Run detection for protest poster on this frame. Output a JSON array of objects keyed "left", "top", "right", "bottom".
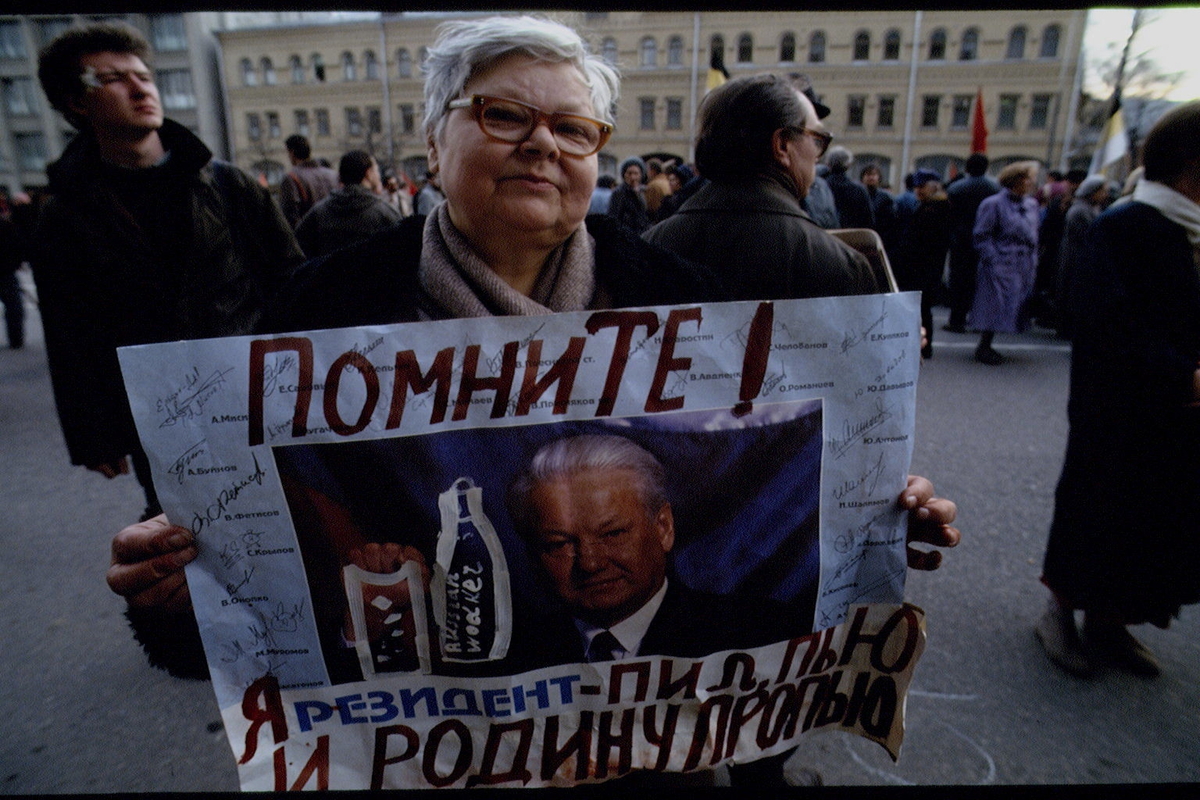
[{"left": 118, "top": 294, "right": 926, "bottom": 789}]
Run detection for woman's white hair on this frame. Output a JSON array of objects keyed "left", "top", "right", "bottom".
[{"left": 422, "top": 15, "right": 620, "bottom": 140}]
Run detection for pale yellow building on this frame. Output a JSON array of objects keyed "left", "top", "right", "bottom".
[{"left": 217, "top": 9, "right": 1086, "bottom": 188}]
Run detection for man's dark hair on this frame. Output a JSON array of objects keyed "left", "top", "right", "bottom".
[
  {"left": 596, "top": 175, "right": 617, "bottom": 189},
  {"left": 694, "top": 73, "right": 807, "bottom": 186},
  {"left": 1142, "top": 101, "right": 1200, "bottom": 184},
  {"left": 904, "top": 172, "right": 916, "bottom": 190},
  {"left": 37, "top": 23, "right": 151, "bottom": 130},
  {"left": 965, "top": 153, "right": 989, "bottom": 176},
  {"left": 1064, "top": 168, "right": 1087, "bottom": 185},
  {"left": 285, "top": 134, "right": 312, "bottom": 160},
  {"left": 338, "top": 150, "right": 374, "bottom": 185},
  {"left": 646, "top": 157, "right": 663, "bottom": 176},
  {"left": 859, "top": 164, "right": 880, "bottom": 181}
]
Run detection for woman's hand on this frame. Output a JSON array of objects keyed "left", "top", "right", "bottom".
[
  {"left": 107, "top": 514, "right": 196, "bottom": 613},
  {"left": 900, "top": 475, "right": 960, "bottom": 570}
]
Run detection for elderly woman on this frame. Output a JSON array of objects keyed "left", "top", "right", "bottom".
[
  {"left": 968, "top": 161, "right": 1040, "bottom": 365},
  {"left": 106, "top": 14, "right": 958, "bottom": 778}
]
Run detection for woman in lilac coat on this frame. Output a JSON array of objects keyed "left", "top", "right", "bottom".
[{"left": 968, "top": 161, "right": 1040, "bottom": 364}]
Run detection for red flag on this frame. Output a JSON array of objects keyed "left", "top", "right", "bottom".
[{"left": 971, "top": 88, "right": 988, "bottom": 154}]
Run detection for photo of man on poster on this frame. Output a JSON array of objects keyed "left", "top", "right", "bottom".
[{"left": 274, "top": 403, "right": 824, "bottom": 683}]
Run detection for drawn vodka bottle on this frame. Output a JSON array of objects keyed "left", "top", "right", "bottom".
[{"left": 431, "top": 477, "right": 512, "bottom": 662}]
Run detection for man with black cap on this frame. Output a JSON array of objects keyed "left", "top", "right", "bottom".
[{"left": 790, "top": 74, "right": 840, "bottom": 229}]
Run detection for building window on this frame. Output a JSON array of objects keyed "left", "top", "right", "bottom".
[
  {"left": 341, "top": 52, "right": 356, "bottom": 81},
  {"left": 877, "top": 96, "right": 895, "bottom": 128},
  {"left": 261, "top": 58, "right": 276, "bottom": 86},
  {"left": 155, "top": 69, "right": 195, "bottom": 110},
  {"left": 960, "top": 28, "right": 979, "bottom": 61},
  {"left": 34, "top": 18, "right": 71, "bottom": 48},
  {"left": 396, "top": 49, "right": 412, "bottom": 78},
  {"left": 315, "top": 108, "right": 330, "bottom": 136},
  {"left": 399, "top": 103, "right": 415, "bottom": 134},
  {"left": 0, "top": 21, "right": 26, "bottom": 59},
  {"left": 847, "top": 95, "right": 866, "bottom": 128},
  {"left": 639, "top": 97, "right": 655, "bottom": 130},
  {"left": 368, "top": 107, "right": 382, "bottom": 134},
  {"left": 602, "top": 37, "right": 618, "bottom": 66},
  {"left": 1040, "top": 24, "right": 1061, "bottom": 58},
  {"left": 780, "top": 32, "right": 796, "bottom": 62},
  {"left": 148, "top": 13, "right": 187, "bottom": 52},
  {"left": 921, "top": 95, "right": 941, "bottom": 128},
  {"left": 928, "top": 28, "right": 947, "bottom": 60},
  {"left": 266, "top": 111, "right": 280, "bottom": 139},
  {"left": 667, "top": 36, "right": 683, "bottom": 66},
  {"left": 640, "top": 37, "right": 656, "bottom": 68},
  {"left": 2, "top": 77, "right": 38, "bottom": 116},
  {"left": 853, "top": 31, "right": 870, "bottom": 61},
  {"left": 710, "top": 34, "right": 725, "bottom": 67},
  {"left": 884, "top": 29, "right": 901, "bottom": 60},
  {"left": 14, "top": 132, "right": 47, "bottom": 171},
  {"left": 1007, "top": 26, "right": 1026, "bottom": 60},
  {"left": 346, "top": 108, "right": 364, "bottom": 137},
  {"left": 808, "top": 31, "right": 826, "bottom": 63},
  {"left": 951, "top": 94, "right": 972, "bottom": 128},
  {"left": 240, "top": 58, "right": 257, "bottom": 87},
  {"left": 1030, "top": 93, "right": 1052, "bottom": 129},
  {"left": 737, "top": 33, "right": 753, "bottom": 63},
  {"left": 247, "top": 113, "right": 261, "bottom": 141},
  {"left": 998, "top": 94, "right": 1019, "bottom": 130},
  {"left": 365, "top": 50, "right": 379, "bottom": 80},
  {"left": 290, "top": 55, "right": 304, "bottom": 84},
  {"left": 666, "top": 97, "right": 682, "bottom": 130},
  {"left": 312, "top": 54, "right": 326, "bottom": 82},
  {"left": 295, "top": 109, "right": 310, "bottom": 137}
]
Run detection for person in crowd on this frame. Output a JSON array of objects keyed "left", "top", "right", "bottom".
[
  {"left": 968, "top": 161, "right": 1040, "bottom": 365},
  {"left": 643, "top": 157, "right": 673, "bottom": 221},
  {"left": 0, "top": 206, "right": 25, "bottom": 349},
  {"left": 944, "top": 153, "right": 1000, "bottom": 333},
  {"left": 104, "top": 15, "right": 958, "bottom": 787},
  {"left": 587, "top": 173, "right": 617, "bottom": 214},
  {"left": 382, "top": 170, "right": 414, "bottom": 217},
  {"left": 894, "top": 170, "right": 951, "bottom": 360},
  {"left": 31, "top": 23, "right": 303, "bottom": 519},
  {"left": 861, "top": 163, "right": 898, "bottom": 258},
  {"left": 1031, "top": 168, "right": 1085, "bottom": 329},
  {"left": 644, "top": 73, "right": 881, "bottom": 301},
  {"left": 824, "top": 146, "right": 875, "bottom": 229},
  {"left": 1053, "top": 174, "right": 1109, "bottom": 338},
  {"left": 414, "top": 170, "right": 445, "bottom": 215},
  {"left": 655, "top": 162, "right": 705, "bottom": 221},
  {"left": 279, "top": 133, "right": 339, "bottom": 229},
  {"left": 607, "top": 155, "right": 651, "bottom": 234},
  {"left": 294, "top": 150, "right": 403, "bottom": 258},
  {"left": 1037, "top": 102, "right": 1200, "bottom": 679}
]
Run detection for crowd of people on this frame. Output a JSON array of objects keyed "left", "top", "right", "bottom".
[{"left": 5, "top": 12, "right": 1198, "bottom": 788}]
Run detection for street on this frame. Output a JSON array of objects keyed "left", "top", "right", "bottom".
[{"left": 1, "top": 272, "right": 1197, "bottom": 792}]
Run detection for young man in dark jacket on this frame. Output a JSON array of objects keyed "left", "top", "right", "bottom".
[{"left": 31, "top": 23, "right": 304, "bottom": 518}]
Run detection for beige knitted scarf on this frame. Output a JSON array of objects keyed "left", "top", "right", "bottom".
[{"left": 418, "top": 204, "right": 598, "bottom": 319}]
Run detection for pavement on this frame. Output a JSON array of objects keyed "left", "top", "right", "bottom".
[{"left": 1, "top": 272, "right": 1197, "bottom": 793}]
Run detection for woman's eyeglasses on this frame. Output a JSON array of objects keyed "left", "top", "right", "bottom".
[{"left": 447, "top": 94, "right": 613, "bottom": 157}]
